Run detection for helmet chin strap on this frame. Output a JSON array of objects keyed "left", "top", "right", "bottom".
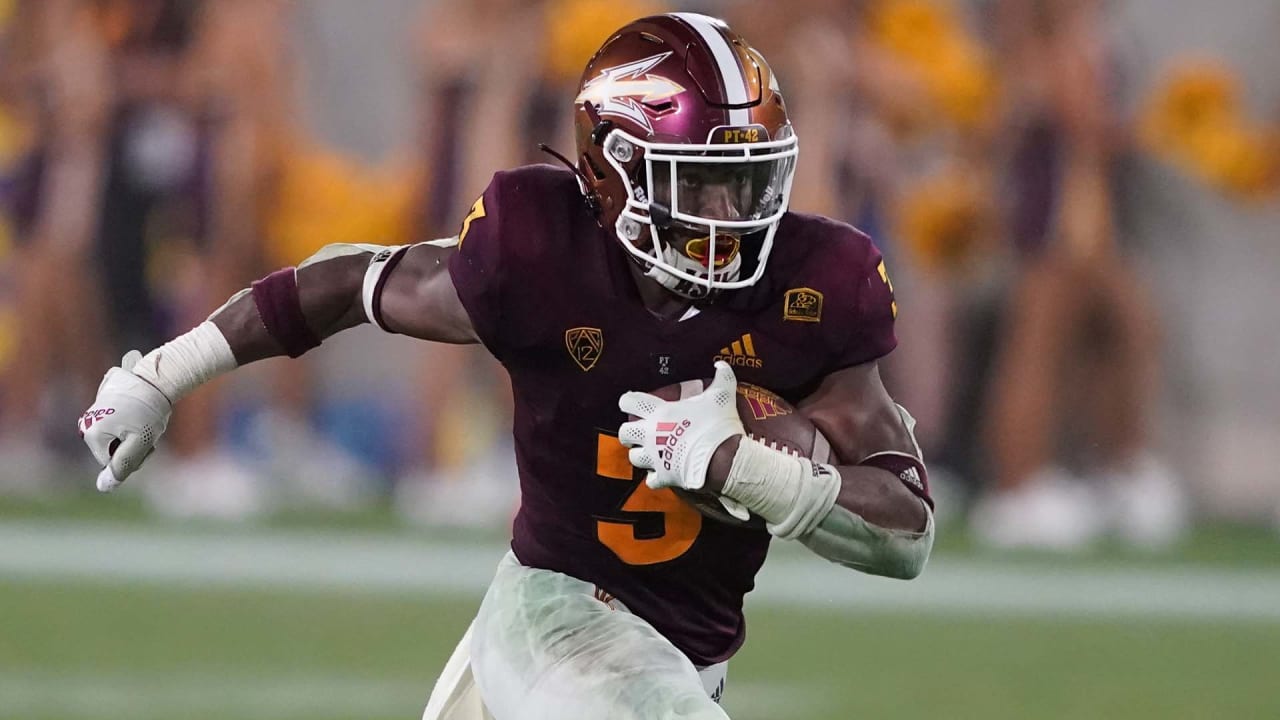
[{"left": 644, "top": 242, "right": 743, "bottom": 300}]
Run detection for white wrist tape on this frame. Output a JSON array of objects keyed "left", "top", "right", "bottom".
[
  {"left": 131, "top": 321, "right": 237, "bottom": 402},
  {"left": 721, "top": 437, "right": 842, "bottom": 540}
]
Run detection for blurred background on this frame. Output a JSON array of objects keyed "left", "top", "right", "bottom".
[{"left": 1, "top": 1, "right": 1277, "bottom": 718}]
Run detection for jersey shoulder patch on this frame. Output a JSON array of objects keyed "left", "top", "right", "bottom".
[{"left": 771, "top": 212, "right": 898, "bottom": 367}]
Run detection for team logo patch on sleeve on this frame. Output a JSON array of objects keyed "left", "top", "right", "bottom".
[
  {"left": 783, "top": 287, "right": 823, "bottom": 323},
  {"left": 565, "top": 327, "right": 604, "bottom": 372}
]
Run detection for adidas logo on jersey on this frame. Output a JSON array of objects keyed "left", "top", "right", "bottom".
[{"left": 714, "top": 333, "right": 763, "bottom": 368}]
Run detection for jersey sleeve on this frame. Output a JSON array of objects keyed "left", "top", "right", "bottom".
[
  {"left": 836, "top": 241, "right": 899, "bottom": 368},
  {"left": 447, "top": 175, "right": 507, "bottom": 357}
]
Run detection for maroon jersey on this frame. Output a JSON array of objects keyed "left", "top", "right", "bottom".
[{"left": 448, "top": 165, "right": 897, "bottom": 666}]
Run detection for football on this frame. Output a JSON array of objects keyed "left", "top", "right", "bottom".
[{"left": 642, "top": 380, "right": 834, "bottom": 528}]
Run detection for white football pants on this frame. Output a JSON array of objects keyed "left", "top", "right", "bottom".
[{"left": 422, "top": 551, "right": 730, "bottom": 720}]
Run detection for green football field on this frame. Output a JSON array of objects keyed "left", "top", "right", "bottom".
[{"left": 2, "top": 501, "right": 1278, "bottom": 720}]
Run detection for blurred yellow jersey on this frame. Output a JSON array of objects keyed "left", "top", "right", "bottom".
[{"left": 266, "top": 144, "right": 416, "bottom": 266}]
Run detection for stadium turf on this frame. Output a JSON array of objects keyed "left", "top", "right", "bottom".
[
  {"left": 2, "top": 496, "right": 1277, "bottom": 719},
  {"left": 5, "top": 573, "right": 1278, "bottom": 719}
]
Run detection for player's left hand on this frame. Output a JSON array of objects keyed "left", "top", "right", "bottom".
[{"left": 618, "top": 361, "right": 744, "bottom": 491}]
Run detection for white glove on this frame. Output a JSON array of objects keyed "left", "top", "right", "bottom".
[
  {"left": 618, "top": 361, "right": 744, "bottom": 491},
  {"left": 78, "top": 350, "right": 172, "bottom": 492}
]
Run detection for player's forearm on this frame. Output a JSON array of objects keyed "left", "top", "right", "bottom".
[
  {"left": 711, "top": 440, "right": 931, "bottom": 525},
  {"left": 707, "top": 437, "right": 933, "bottom": 579},
  {"left": 815, "top": 464, "right": 932, "bottom": 579},
  {"left": 211, "top": 253, "right": 369, "bottom": 365},
  {"left": 130, "top": 252, "right": 371, "bottom": 405},
  {"left": 830, "top": 465, "right": 928, "bottom": 532},
  {"left": 801, "top": 498, "right": 933, "bottom": 580},
  {"left": 707, "top": 440, "right": 923, "bottom": 530}
]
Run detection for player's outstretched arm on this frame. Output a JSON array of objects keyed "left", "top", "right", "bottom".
[
  {"left": 219, "top": 241, "right": 478, "bottom": 363},
  {"left": 78, "top": 241, "right": 477, "bottom": 491}
]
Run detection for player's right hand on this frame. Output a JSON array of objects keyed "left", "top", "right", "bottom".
[
  {"left": 618, "top": 361, "right": 745, "bottom": 493},
  {"left": 78, "top": 350, "right": 172, "bottom": 493}
]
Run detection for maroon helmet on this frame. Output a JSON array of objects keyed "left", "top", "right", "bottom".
[{"left": 573, "top": 13, "right": 798, "bottom": 299}]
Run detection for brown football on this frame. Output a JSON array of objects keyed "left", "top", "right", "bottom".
[{"left": 643, "top": 380, "right": 835, "bottom": 528}]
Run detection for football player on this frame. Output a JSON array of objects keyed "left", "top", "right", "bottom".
[{"left": 79, "top": 13, "right": 934, "bottom": 720}]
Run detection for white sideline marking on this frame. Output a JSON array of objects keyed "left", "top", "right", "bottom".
[
  {"left": 1, "top": 521, "right": 1279, "bottom": 622},
  {"left": 0, "top": 670, "right": 426, "bottom": 719},
  {"left": 0, "top": 669, "right": 811, "bottom": 720}
]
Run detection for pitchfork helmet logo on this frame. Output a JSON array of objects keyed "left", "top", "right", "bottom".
[{"left": 575, "top": 52, "right": 685, "bottom": 133}]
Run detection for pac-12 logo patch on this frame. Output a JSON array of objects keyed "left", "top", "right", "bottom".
[
  {"left": 565, "top": 327, "right": 604, "bottom": 372},
  {"left": 783, "top": 287, "right": 823, "bottom": 323}
]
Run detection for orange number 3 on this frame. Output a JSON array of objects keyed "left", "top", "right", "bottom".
[{"left": 595, "top": 433, "right": 702, "bottom": 565}]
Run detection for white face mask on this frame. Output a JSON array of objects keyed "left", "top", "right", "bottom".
[{"left": 604, "top": 127, "right": 798, "bottom": 298}]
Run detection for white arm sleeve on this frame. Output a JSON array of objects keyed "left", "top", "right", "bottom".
[{"left": 799, "top": 498, "right": 934, "bottom": 580}]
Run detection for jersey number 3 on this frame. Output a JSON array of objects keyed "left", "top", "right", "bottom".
[{"left": 595, "top": 433, "right": 702, "bottom": 565}]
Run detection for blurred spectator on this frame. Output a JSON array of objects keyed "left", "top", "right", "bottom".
[
  {"left": 969, "top": 0, "right": 1186, "bottom": 551},
  {"left": 394, "top": 0, "right": 665, "bottom": 527},
  {"left": 395, "top": 0, "right": 671, "bottom": 528},
  {"left": 160, "top": 0, "right": 397, "bottom": 516},
  {"left": 732, "top": 0, "right": 1003, "bottom": 522},
  {"left": 3, "top": 0, "right": 1273, "bottom": 537},
  {"left": 855, "top": 0, "right": 1003, "bottom": 519},
  {"left": 391, "top": 0, "right": 545, "bottom": 527},
  {"left": 249, "top": 132, "right": 413, "bottom": 513},
  {"left": 0, "top": 0, "right": 114, "bottom": 492},
  {"left": 131, "top": 0, "right": 286, "bottom": 517},
  {"left": 1140, "top": 57, "right": 1279, "bottom": 200},
  {"left": 0, "top": 3, "right": 25, "bottom": 406},
  {"left": 79, "top": 0, "right": 298, "bottom": 518},
  {"left": 0, "top": 0, "right": 373, "bottom": 514}
]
